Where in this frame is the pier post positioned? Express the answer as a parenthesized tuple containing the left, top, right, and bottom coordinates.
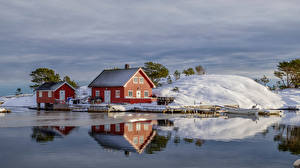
(37, 103, 41, 110)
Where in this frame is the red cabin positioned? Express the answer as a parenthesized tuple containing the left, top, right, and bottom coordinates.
(35, 81, 76, 109)
(88, 65, 156, 104)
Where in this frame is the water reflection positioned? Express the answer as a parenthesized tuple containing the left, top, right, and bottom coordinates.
(28, 114, 300, 157)
(89, 120, 157, 155)
(273, 124, 300, 155)
(31, 126, 77, 143)
(160, 116, 282, 141)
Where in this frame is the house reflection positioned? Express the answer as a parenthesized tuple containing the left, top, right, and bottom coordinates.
(89, 120, 157, 155)
(273, 124, 300, 155)
(31, 126, 77, 143)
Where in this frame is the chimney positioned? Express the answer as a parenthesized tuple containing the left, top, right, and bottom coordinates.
(125, 64, 130, 69)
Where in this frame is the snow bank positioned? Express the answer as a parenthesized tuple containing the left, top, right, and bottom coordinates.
(153, 75, 284, 109)
(278, 89, 300, 108)
(162, 116, 281, 141)
(2, 94, 36, 107)
(76, 86, 91, 99)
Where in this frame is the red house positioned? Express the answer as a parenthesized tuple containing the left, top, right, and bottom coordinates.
(90, 120, 157, 154)
(35, 81, 76, 109)
(88, 65, 156, 104)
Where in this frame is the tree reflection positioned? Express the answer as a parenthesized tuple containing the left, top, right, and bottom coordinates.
(145, 132, 171, 154)
(31, 127, 57, 143)
(31, 126, 76, 143)
(273, 124, 300, 155)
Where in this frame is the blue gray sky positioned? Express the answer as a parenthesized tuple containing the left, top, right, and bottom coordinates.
(0, 0, 300, 95)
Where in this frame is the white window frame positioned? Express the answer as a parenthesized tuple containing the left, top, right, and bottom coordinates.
(95, 90, 100, 97)
(128, 90, 133, 98)
(126, 123, 133, 132)
(139, 136, 144, 144)
(39, 91, 43, 98)
(48, 91, 52, 97)
(144, 123, 149, 131)
(139, 77, 144, 84)
(115, 90, 120, 98)
(133, 77, 138, 84)
(133, 136, 138, 144)
(115, 124, 120, 132)
(144, 90, 149, 98)
(136, 123, 141, 131)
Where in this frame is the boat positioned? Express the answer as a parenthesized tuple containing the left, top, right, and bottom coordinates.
(223, 107, 259, 115)
(0, 107, 11, 113)
(258, 109, 284, 116)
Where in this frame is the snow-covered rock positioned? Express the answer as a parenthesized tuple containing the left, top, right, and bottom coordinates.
(153, 75, 285, 109)
(278, 89, 300, 108)
(2, 94, 36, 107)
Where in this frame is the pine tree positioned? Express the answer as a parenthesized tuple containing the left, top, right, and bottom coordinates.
(30, 68, 60, 88)
(167, 75, 172, 84)
(63, 76, 78, 88)
(144, 62, 169, 86)
(174, 70, 181, 80)
(274, 59, 300, 88)
(15, 88, 22, 95)
(182, 68, 195, 76)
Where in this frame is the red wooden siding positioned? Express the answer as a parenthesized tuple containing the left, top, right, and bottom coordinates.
(90, 69, 156, 104)
(36, 83, 75, 104)
(91, 120, 157, 151)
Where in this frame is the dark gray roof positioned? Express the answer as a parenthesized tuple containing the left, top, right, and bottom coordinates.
(91, 134, 137, 153)
(35, 81, 66, 91)
(88, 68, 140, 87)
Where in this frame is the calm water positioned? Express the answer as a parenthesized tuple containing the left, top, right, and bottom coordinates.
(0, 108, 299, 168)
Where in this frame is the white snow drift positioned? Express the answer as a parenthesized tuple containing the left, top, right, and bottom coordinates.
(153, 75, 285, 109)
(2, 94, 36, 107)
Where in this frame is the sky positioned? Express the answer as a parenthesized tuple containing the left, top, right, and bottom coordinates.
(0, 0, 300, 96)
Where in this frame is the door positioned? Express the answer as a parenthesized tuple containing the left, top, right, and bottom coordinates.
(136, 90, 141, 98)
(104, 90, 111, 103)
(59, 90, 65, 101)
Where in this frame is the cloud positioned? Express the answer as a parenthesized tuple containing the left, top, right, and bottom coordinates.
(0, 0, 299, 87)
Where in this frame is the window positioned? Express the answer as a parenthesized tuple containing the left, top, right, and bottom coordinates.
(144, 123, 149, 131)
(133, 136, 138, 144)
(115, 124, 120, 132)
(104, 124, 110, 132)
(95, 125, 100, 130)
(48, 91, 52, 97)
(144, 90, 149, 98)
(133, 77, 138, 84)
(39, 91, 43, 98)
(95, 90, 100, 97)
(126, 123, 133, 132)
(139, 136, 144, 144)
(128, 90, 133, 97)
(136, 123, 141, 131)
(115, 90, 120, 98)
(139, 77, 144, 84)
